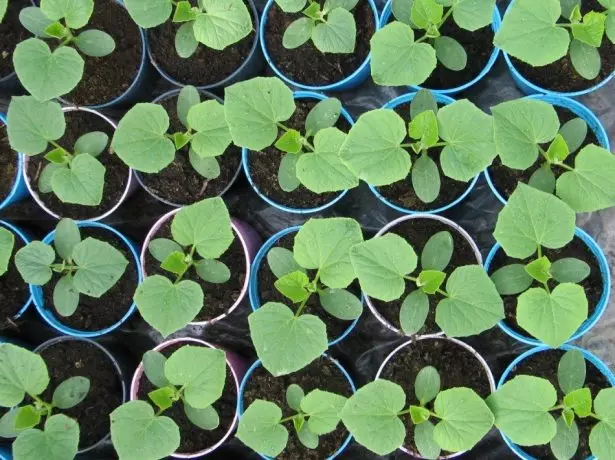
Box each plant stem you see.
[49,140,69,152]
[549,404,565,412]
[295,272,321,317]
[404,275,448,298]
[175,245,196,284]
[438,7,454,28]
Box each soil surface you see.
[0,0,29,79]
[0,225,30,326]
[0,125,18,205]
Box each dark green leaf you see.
[305,98,342,137]
[286,384,304,411]
[529,166,557,194]
[412,154,441,203]
[490,264,533,295]
[434,36,467,70]
[415,366,440,406]
[399,289,429,335]
[184,403,219,430]
[51,376,90,409]
[551,258,591,284]
[149,238,183,264]
[550,416,579,460]
[278,153,301,192]
[267,247,305,279]
[410,89,438,119]
[193,259,231,284]
[421,230,454,271]
[415,420,441,459]
[570,39,601,79]
[559,118,588,154]
[319,288,362,320]
[142,350,169,388]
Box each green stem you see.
[549,404,565,412]
[279,414,301,424]
[277,122,289,132]
[295,272,321,317]
[49,140,69,152]
[404,275,448,298]
[438,7,454,28]
[416,34,430,44]
[554,162,574,171]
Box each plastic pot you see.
[484,227,611,346]
[498,0,615,98]
[238,354,356,460]
[375,334,496,459]
[365,213,482,336]
[380,1,502,95]
[130,337,248,458]
[372,92,480,214]
[30,221,143,338]
[141,208,261,327]
[0,113,29,212]
[0,220,33,320]
[484,94,611,205]
[148,0,263,90]
[34,336,128,455]
[133,88,243,207]
[497,344,615,460]
[242,91,354,214]
[0,72,20,97]
[260,0,379,92]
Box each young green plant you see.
[341,367,494,457]
[7,96,110,207]
[249,217,363,376]
[124,0,251,58]
[0,343,89,460]
[487,349,615,459]
[340,89,496,204]
[112,86,232,181]
[492,97,615,212]
[0,227,15,279]
[491,183,589,347]
[14,0,115,101]
[495,0,615,80]
[111,345,227,460]
[134,197,235,337]
[370,0,496,86]
[237,384,347,457]
[224,76,359,194]
[280,0,358,53]
[15,218,128,318]
[350,228,504,336]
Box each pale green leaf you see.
[312,7,356,53]
[415,420,441,459]
[0,228,15,276]
[188,100,232,158]
[551,258,590,285]
[19,7,54,37]
[193,259,231,283]
[415,366,440,406]
[75,30,115,57]
[434,36,467,71]
[451,0,495,31]
[73,131,109,157]
[142,350,169,388]
[71,237,128,297]
[283,17,314,49]
[550,417,580,460]
[301,389,347,435]
[557,351,586,396]
[569,39,602,79]
[278,153,300,192]
[236,400,288,457]
[7,96,65,155]
[606,12,615,43]
[175,22,198,58]
[189,150,220,179]
[52,376,89,409]
[40,0,93,28]
[411,154,440,203]
[275,0,307,13]
[15,241,56,285]
[392,0,414,25]
[411,0,443,29]
[267,247,305,279]
[286,384,304,411]
[193,0,252,50]
[177,86,200,129]
[0,344,49,407]
[149,239,183,264]
[305,98,342,137]
[51,153,105,206]
[529,166,556,194]
[53,274,79,317]
[324,0,359,10]
[297,423,319,449]
[399,289,429,335]
[13,414,79,460]
[124,0,173,28]
[184,403,219,430]
[411,89,438,119]
[589,388,615,460]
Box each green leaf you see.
[493,183,576,259]
[162,252,189,276]
[392,0,414,24]
[71,237,128,297]
[51,153,106,206]
[283,17,315,49]
[301,389,347,434]
[550,417,579,460]
[286,384,304,411]
[340,109,410,186]
[53,274,79,317]
[13,414,79,460]
[312,7,356,53]
[558,118,587,154]
[248,302,327,376]
[124,0,173,28]
[188,100,232,158]
[44,21,68,39]
[340,380,406,456]
[517,284,588,348]
[296,127,358,193]
[142,350,170,388]
[411,154,440,203]
[350,233,417,301]
[589,388,615,459]
[7,96,65,155]
[172,132,191,151]
[14,406,40,430]
[236,400,288,457]
[278,153,300,193]
[319,288,362,320]
[148,387,174,411]
[40,0,93,28]
[551,258,591,284]
[305,98,342,137]
[546,134,570,163]
[45,147,70,165]
[324,0,359,10]
[189,150,220,179]
[171,197,234,259]
[556,144,615,212]
[13,39,84,102]
[303,1,321,18]
[606,11,615,43]
[110,400,180,460]
[410,405,431,424]
[434,36,467,71]
[558,350,586,395]
[149,239,183,264]
[134,275,203,337]
[399,289,430,335]
[436,265,504,337]
[411,89,438,119]
[297,423,319,449]
[571,11,606,47]
[225,77,295,151]
[275,129,303,154]
[0,344,49,407]
[451,0,495,31]
[52,376,89,410]
[75,30,116,57]
[418,269,446,294]
[177,86,200,129]
[276,0,307,12]
[409,110,439,147]
[0,228,15,277]
[564,387,592,417]
[370,22,437,86]
[19,7,54,37]
[525,256,552,283]
[0,0,7,22]
[561,0,581,19]
[193,259,231,284]
[421,230,453,272]
[411,0,443,28]
[184,403,219,430]
[74,131,109,157]
[415,366,440,406]
[274,270,310,303]
[570,39,602,79]
[415,420,441,459]
[15,241,56,285]
[494,0,570,66]
[173,0,196,22]
[487,375,557,446]
[529,165,557,194]
[490,264,533,295]
[0,409,25,438]
[267,247,305,279]
[294,217,363,289]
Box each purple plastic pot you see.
[376,334,496,459]
[130,337,248,458]
[21,106,136,222]
[141,208,261,327]
[365,214,482,336]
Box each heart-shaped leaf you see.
[13,414,79,460]
[51,153,105,206]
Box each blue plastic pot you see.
[380,1,502,95]
[31,221,143,338]
[484,94,611,205]
[249,226,360,346]
[0,220,33,320]
[260,0,379,92]
[0,114,29,212]
[498,0,615,98]
[497,344,615,460]
[484,227,611,347]
[371,92,480,214]
[242,91,354,214]
[238,354,356,460]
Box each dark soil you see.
[487,106,601,200]
[148,0,256,86]
[247,99,350,210]
[40,227,138,332]
[0,225,30,326]
[256,233,360,341]
[26,110,129,220]
[0,125,18,205]
[243,356,353,460]
[144,219,247,323]
[136,342,237,454]
[137,94,242,205]
[510,0,615,93]
[37,339,124,449]
[0,0,29,79]
[380,338,492,456]
[62,0,143,106]
[264,0,375,86]
[489,236,603,337]
[376,102,472,211]
[370,218,479,333]
[507,348,610,459]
